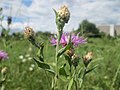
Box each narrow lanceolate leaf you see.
[53,9,58,16]
[34,58,50,69]
[67,78,74,90]
[59,64,68,77]
[33,58,55,75]
[63,54,72,67]
[45,68,55,75]
[57,44,71,58]
[78,68,83,78]
[86,64,98,74]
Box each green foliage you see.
[33,58,55,75]
[0,35,119,90]
[76,19,99,35]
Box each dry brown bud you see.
[58,5,70,23]
[24,26,34,39]
[83,52,93,61]
[83,52,93,67]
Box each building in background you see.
[97,24,120,37]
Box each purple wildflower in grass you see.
[50,32,87,47]
[0,50,8,60]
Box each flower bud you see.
[71,54,80,67]
[1,67,7,75]
[65,48,74,57]
[57,5,70,23]
[24,26,34,39]
[83,52,93,67]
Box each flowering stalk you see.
[24,26,52,89]
[79,52,95,89]
[23,5,97,90]
[24,26,44,61]
[52,5,70,89]
[50,31,87,90]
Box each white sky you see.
[0,0,120,33]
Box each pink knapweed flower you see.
[0,50,8,60]
[50,33,87,47]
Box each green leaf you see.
[45,69,55,75]
[78,68,83,78]
[33,58,55,75]
[63,54,72,70]
[53,9,57,16]
[67,78,74,90]
[33,58,50,69]
[57,44,71,58]
[59,64,68,77]
[86,64,98,74]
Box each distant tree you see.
[76,19,99,35]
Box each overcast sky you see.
[0,0,120,33]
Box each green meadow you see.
[0,34,120,90]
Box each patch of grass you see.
[0,36,120,90]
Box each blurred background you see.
[0,0,120,90]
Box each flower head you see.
[24,26,34,39]
[0,50,8,60]
[50,32,87,47]
[57,5,70,23]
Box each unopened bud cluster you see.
[58,5,70,23]
[65,48,79,67]
[24,26,34,39]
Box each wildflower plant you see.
[24,5,97,90]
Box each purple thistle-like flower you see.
[0,50,8,60]
[50,32,87,47]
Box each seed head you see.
[24,26,34,39]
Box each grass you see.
[0,36,120,90]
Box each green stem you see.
[79,67,87,90]
[74,68,78,90]
[53,30,61,90]
[44,70,51,89]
